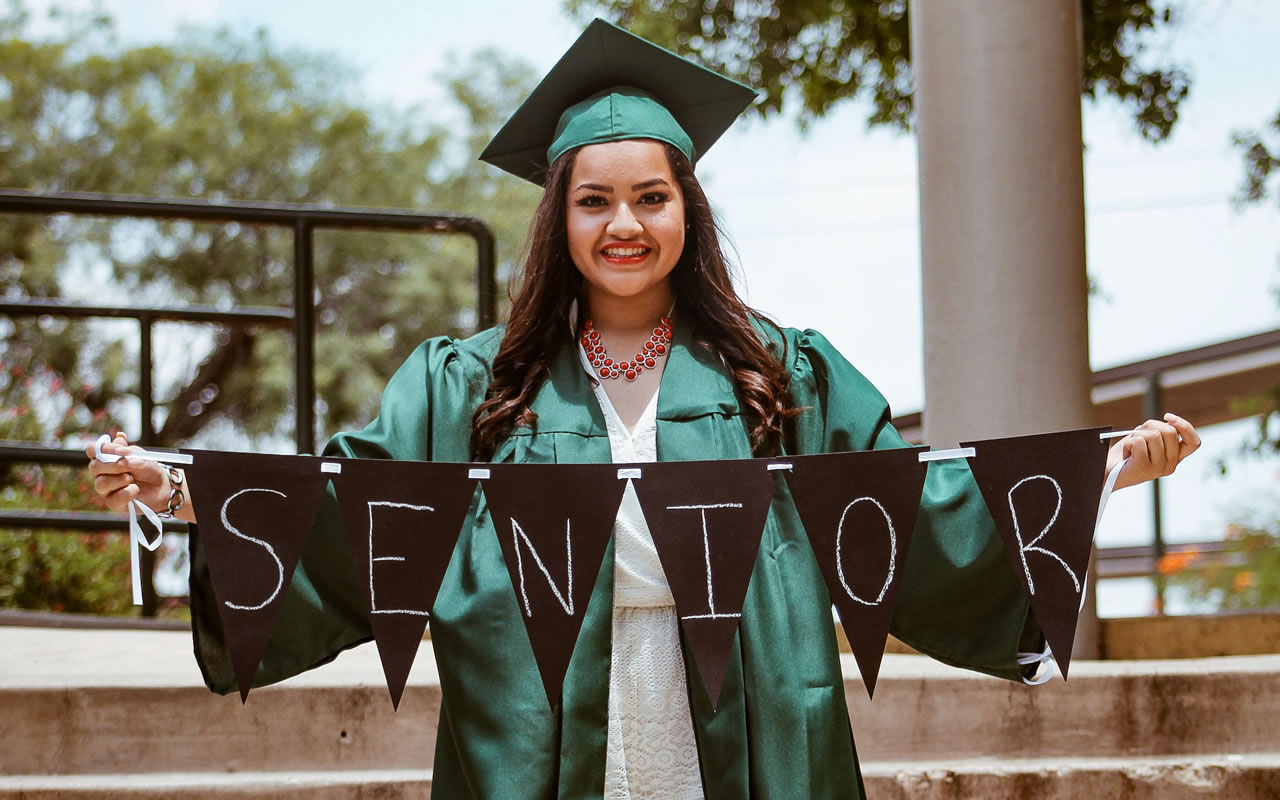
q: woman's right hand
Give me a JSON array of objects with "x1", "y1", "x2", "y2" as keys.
[{"x1": 85, "y1": 433, "x2": 182, "y2": 517}]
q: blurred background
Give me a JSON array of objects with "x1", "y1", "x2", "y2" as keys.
[{"x1": 1, "y1": 0, "x2": 1276, "y2": 622}]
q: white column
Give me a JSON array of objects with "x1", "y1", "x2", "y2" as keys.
[{"x1": 910, "y1": 0, "x2": 1098, "y2": 657}]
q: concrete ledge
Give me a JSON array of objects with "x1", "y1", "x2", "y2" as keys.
[
  {"x1": 0, "y1": 770, "x2": 431, "y2": 799},
  {"x1": 845, "y1": 652, "x2": 1280, "y2": 760},
  {"x1": 862, "y1": 754, "x2": 1280, "y2": 800},
  {"x1": 6, "y1": 626, "x2": 1279, "y2": 776},
  {"x1": 1103, "y1": 612, "x2": 1280, "y2": 659},
  {"x1": 1, "y1": 627, "x2": 440, "y2": 775}
]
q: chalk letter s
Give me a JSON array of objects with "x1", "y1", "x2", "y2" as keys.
[{"x1": 219, "y1": 488, "x2": 286, "y2": 612}]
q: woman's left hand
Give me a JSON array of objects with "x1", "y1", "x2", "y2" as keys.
[{"x1": 1107, "y1": 413, "x2": 1201, "y2": 490}]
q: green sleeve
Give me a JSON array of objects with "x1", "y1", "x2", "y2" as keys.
[
  {"x1": 190, "y1": 334, "x2": 490, "y2": 695},
  {"x1": 785, "y1": 328, "x2": 1044, "y2": 681}
]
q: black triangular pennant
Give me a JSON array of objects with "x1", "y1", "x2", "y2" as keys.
[
  {"x1": 183, "y1": 449, "x2": 330, "y2": 702},
  {"x1": 482, "y1": 463, "x2": 626, "y2": 708},
  {"x1": 960, "y1": 428, "x2": 1110, "y2": 679},
  {"x1": 631, "y1": 459, "x2": 774, "y2": 710},
  {"x1": 330, "y1": 458, "x2": 474, "y2": 710},
  {"x1": 785, "y1": 447, "x2": 928, "y2": 698}
]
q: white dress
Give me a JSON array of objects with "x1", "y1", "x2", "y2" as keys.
[{"x1": 578, "y1": 345, "x2": 704, "y2": 800}]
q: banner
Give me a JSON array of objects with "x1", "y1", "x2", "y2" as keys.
[
  {"x1": 330, "y1": 458, "x2": 475, "y2": 710},
  {"x1": 185, "y1": 450, "x2": 330, "y2": 702},
  {"x1": 961, "y1": 428, "x2": 1110, "y2": 678},
  {"x1": 176, "y1": 426, "x2": 1114, "y2": 708},
  {"x1": 483, "y1": 462, "x2": 627, "y2": 708},
  {"x1": 784, "y1": 447, "x2": 928, "y2": 697},
  {"x1": 631, "y1": 459, "x2": 775, "y2": 710}
]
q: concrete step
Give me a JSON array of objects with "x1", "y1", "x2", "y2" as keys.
[
  {"x1": 1, "y1": 627, "x2": 440, "y2": 776},
  {"x1": 842, "y1": 651, "x2": 1280, "y2": 761},
  {"x1": 0, "y1": 770, "x2": 431, "y2": 799},
  {"x1": 861, "y1": 754, "x2": 1280, "y2": 800},
  {"x1": 4, "y1": 626, "x2": 1279, "y2": 775}
]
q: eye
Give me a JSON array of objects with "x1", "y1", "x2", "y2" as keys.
[
  {"x1": 574, "y1": 194, "x2": 607, "y2": 208},
  {"x1": 639, "y1": 191, "x2": 670, "y2": 206}
]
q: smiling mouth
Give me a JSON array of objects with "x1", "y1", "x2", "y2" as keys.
[{"x1": 600, "y1": 245, "x2": 651, "y2": 262}]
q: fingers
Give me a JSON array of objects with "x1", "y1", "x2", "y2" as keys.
[
  {"x1": 103, "y1": 482, "x2": 141, "y2": 513},
  {"x1": 1120, "y1": 414, "x2": 1201, "y2": 484},
  {"x1": 1141, "y1": 418, "x2": 1180, "y2": 477},
  {"x1": 86, "y1": 434, "x2": 144, "y2": 475},
  {"x1": 1164, "y1": 412, "x2": 1202, "y2": 460},
  {"x1": 94, "y1": 472, "x2": 135, "y2": 495},
  {"x1": 1121, "y1": 427, "x2": 1152, "y2": 473}
]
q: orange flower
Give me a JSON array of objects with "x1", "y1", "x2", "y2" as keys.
[
  {"x1": 1233, "y1": 572, "x2": 1256, "y2": 593},
  {"x1": 1157, "y1": 549, "x2": 1199, "y2": 576}
]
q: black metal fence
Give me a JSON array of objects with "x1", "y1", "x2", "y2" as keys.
[{"x1": 0, "y1": 189, "x2": 496, "y2": 616}]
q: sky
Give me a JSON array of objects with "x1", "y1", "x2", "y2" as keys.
[{"x1": 20, "y1": 0, "x2": 1280, "y2": 614}]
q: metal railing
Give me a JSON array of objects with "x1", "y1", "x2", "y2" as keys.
[{"x1": 0, "y1": 189, "x2": 497, "y2": 615}]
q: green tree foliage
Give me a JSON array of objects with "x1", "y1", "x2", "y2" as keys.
[
  {"x1": 568, "y1": 0, "x2": 1189, "y2": 140},
  {"x1": 1236, "y1": 107, "x2": 1280, "y2": 206},
  {"x1": 1164, "y1": 509, "x2": 1280, "y2": 612},
  {"x1": 1225, "y1": 107, "x2": 1280, "y2": 462},
  {"x1": 0, "y1": 359, "x2": 135, "y2": 615},
  {"x1": 0, "y1": 3, "x2": 540, "y2": 451},
  {"x1": 0, "y1": 3, "x2": 540, "y2": 613}
]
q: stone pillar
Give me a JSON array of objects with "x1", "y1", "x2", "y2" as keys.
[{"x1": 910, "y1": 0, "x2": 1099, "y2": 656}]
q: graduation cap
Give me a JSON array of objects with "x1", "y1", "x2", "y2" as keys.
[{"x1": 479, "y1": 18, "x2": 757, "y2": 185}]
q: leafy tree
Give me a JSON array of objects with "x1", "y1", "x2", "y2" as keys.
[
  {"x1": 0, "y1": 3, "x2": 540, "y2": 613},
  {"x1": 1163, "y1": 508, "x2": 1280, "y2": 612},
  {"x1": 0, "y1": 3, "x2": 540, "y2": 452},
  {"x1": 568, "y1": 0, "x2": 1189, "y2": 140},
  {"x1": 1222, "y1": 106, "x2": 1280, "y2": 462},
  {"x1": 0, "y1": 364, "x2": 135, "y2": 615}
]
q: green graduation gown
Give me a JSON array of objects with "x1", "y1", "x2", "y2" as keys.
[{"x1": 189, "y1": 322, "x2": 1042, "y2": 799}]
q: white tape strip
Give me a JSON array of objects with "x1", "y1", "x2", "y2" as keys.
[
  {"x1": 617, "y1": 468, "x2": 642, "y2": 480},
  {"x1": 94, "y1": 434, "x2": 194, "y2": 465},
  {"x1": 919, "y1": 447, "x2": 975, "y2": 463},
  {"x1": 468, "y1": 468, "x2": 490, "y2": 480},
  {"x1": 320, "y1": 462, "x2": 342, "y2": 474},
  {"x1": 766, "y1": 462, "x2": 792, "y2": 472}
]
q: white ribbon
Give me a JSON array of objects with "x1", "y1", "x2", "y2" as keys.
[
  {"x1": 127, "y1": 499, "x2": 166, "y2": 605},
  {"x1": 1017, "y1": 647, "x2": 1057, "y2": 686},
  {"x1": 95, "y1": 434, "x2": 173, "y2": 605}
]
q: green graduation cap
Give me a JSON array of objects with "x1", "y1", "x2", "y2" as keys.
[{"x1": 479, "y1": 18, "x2": 757, "y2": 185}]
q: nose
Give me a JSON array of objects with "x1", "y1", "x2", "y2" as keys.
[{"x1": 606, "y1": 202, "x2": 642, "y2": 238}]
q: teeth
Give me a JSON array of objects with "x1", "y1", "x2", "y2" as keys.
[{"x1": 603, "y1": 247, "x2": 648, "y2": 257}]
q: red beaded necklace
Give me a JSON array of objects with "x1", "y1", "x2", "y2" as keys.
[{"x1": 581, "y1": 316, "x2": 673, "y2": 381}]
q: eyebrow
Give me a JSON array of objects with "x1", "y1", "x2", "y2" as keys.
[{"x1": 572, "y1": 178, "x2": 672, "y2": 193}]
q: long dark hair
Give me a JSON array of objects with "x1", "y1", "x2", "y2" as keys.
[{"x1": 470, "y1": 142, "x2": 796, "y2": 460}]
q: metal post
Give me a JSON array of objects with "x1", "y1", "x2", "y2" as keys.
[
  {"x1": 137, "y1": 313, "x2": 158, "y2": 616},
  {"x1": 139, "y1": 314, "x2": 155, "y2": 446},
  {"x1": 473, "y1": 224, "x2": 498, "y2": 330},
  {"x1": 294, "y1": 220, "x2": 315, "y2": 454},
  {"x1": 1145, "y1": 372, "x2": 1165, "y2": 614}
]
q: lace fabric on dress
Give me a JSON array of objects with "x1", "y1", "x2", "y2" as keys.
[{"x1": 580, "y1": 341, "x2": 704, "y2": 800}]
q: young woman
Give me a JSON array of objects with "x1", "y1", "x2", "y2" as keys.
[{"x1": 89, "y1": 20, "x2": 1200, "y2": 800}]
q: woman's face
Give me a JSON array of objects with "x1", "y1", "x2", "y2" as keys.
[{"x1": 565, "y1": 139, "x2": 686, "y2": 310}]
